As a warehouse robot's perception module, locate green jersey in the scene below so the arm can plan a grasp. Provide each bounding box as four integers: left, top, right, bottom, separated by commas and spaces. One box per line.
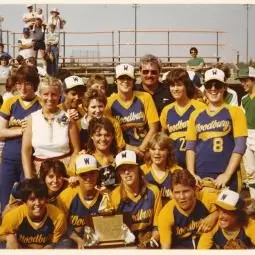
241, 93, 255, 129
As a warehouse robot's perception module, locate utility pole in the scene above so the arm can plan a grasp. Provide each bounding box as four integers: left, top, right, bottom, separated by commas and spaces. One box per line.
0, 16, 4, 44
245, 4, 251, 64
132, 4, 139, 64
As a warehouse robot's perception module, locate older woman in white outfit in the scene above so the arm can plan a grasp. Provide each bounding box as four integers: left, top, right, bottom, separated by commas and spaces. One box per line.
22, 76, 80, 178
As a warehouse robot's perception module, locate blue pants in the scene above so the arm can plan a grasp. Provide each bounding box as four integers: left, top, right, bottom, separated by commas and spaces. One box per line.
46, 45, 59, 76
0, 158, 24, 212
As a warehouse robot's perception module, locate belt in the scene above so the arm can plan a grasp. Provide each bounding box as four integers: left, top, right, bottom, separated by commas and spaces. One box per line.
34, 151, 71, 161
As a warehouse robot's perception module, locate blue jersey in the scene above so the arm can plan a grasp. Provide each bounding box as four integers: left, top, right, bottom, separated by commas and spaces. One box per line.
160, 99, 205, 168
141, 163, 181, 205
186, 104, 247, 178
57, 186, 102, 236
159, 196, 214, 249
0, 95, 41, 161
110, 183, 162, 243
106, 91, 159, 146
198, 220, 255, 249
0, 203, 66, 248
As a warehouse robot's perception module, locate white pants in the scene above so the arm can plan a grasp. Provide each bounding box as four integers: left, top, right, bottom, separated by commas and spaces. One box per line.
243, 130, 255, 175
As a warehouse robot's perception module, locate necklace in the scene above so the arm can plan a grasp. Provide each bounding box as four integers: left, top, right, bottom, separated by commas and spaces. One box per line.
42, 109, 60, 124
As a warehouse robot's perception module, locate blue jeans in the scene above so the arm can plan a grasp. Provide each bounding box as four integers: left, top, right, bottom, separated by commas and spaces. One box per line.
0, 158, 24, 212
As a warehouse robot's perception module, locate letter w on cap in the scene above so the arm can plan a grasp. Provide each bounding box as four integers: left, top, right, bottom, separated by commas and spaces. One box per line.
121, 152, 127, 158
73, 77, 78, 82
220, 194, 227, 200
212, 70, 217, 75
123, 65, 128, 71
84, 158, 90, 164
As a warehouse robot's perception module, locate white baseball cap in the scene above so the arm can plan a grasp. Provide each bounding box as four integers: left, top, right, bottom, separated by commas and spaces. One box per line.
215, 189, 244, 211
75, 154, 99, 175
115, 150, 138, 169
204, 68, 225, 83
64, 75, 85, 91
26, 4, 33, 8
115, 64, 135, 79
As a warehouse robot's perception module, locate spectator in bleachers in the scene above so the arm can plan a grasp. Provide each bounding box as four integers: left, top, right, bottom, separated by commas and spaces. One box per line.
47, 8, 66, 33
0, 55, 11, 78
17, 27, 35, 60
0, 43, 12, 60
22, 4, 36, 29
14, 55, 25, 68
35, 8, 46, 26
32, 17, 46, 68
45, 24, 59, 76
186, 47, 205, 76
26, 56, 47, 77
135, 54, 174, 115
2, 70, 18, 102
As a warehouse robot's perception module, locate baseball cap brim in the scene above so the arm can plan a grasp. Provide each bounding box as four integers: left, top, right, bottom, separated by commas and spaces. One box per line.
116, 73, 134, 79
215, 201, 236, 211
75, 166, 99, 175
116, 161, 138, 170
205, 78, 225, 84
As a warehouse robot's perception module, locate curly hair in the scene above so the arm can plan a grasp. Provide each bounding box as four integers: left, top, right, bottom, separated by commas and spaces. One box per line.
139, 54, 161, 72
171, 169, 196, 190
83, 88, 107, 110
144, 132, 176, 169
166, 68, 196, 99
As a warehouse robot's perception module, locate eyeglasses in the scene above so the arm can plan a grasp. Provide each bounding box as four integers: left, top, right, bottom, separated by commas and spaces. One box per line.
204, 82, 224, 90
190, 51, 197, 54
142, 70, 159, 75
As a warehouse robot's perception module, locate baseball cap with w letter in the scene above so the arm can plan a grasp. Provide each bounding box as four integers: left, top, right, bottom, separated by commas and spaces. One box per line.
115, 150, 138, 170
204, 68, 225, 83
115, 64, 135, 79
75, 154, 99, 175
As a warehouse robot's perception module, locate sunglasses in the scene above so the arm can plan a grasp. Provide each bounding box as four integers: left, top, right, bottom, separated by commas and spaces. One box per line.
190, 51, 197, 54
142, 70, 159, 75
204, 82, 225, 90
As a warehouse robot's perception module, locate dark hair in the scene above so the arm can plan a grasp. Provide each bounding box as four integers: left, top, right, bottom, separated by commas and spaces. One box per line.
83, 88, 107, 110
213, 63, 231, 81
15, 65, 40, 91
0, 43, 4, 48
87, 117, 118, 155
190, 47, 198, 54
39, 159, 68, 181
0, 55, 9, 64
86, 74, 108, 93
139, 54, 161, 72
26, 56, 37, 66
5, 69, 17, 92
0, 95, 3, 107
166, 68, 196, 99
145, 132, 176, 169
171, 169, 196, 190
19, 178, 48, 202
16, 55, 25, 65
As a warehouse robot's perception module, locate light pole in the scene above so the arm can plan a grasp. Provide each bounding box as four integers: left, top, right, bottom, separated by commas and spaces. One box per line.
132, 4, 139, 64
0, 16, 4, 44
245, 4, 251, 64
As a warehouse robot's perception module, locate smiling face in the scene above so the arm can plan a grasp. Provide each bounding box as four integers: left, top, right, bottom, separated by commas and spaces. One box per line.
117, 164, 139, 188
44, 169, 64, 194
16, 80, 35, 101
78, 170, 99, 191
91, 127, 113, 153
26, 193, 47, 221
218, 208, 238, 230
172, 184, 196, 212
64, 87, 85, 109
239, 78, 255, 94
87, 99, 105, 119
204, 80, 226, 107
140, 62, 160, 88
116, 75, 134, 96
149, 143, 168, 168
169, 81, 188, 102
40, 86, 61, 112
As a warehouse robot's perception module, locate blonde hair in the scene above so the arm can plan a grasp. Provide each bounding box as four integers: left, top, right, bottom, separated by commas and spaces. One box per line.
39, 76, 63, 95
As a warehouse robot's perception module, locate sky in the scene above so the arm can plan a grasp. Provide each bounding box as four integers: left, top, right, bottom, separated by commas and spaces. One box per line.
0, 3, 255, 64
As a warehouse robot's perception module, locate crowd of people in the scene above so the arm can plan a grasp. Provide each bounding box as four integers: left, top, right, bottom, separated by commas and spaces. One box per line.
0, 5, 65, 80
0, 11, 255, 249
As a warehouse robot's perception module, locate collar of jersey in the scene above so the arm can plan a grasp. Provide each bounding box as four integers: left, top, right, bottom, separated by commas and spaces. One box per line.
174, 99, 192, 116
18, 95, 39, 110
116, 93, 136, 109
78, 188, 100, 208
205, 103, 227, 117
221, 227, 241, 241
26, 204, 49, 230
150, 166, 169, 184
